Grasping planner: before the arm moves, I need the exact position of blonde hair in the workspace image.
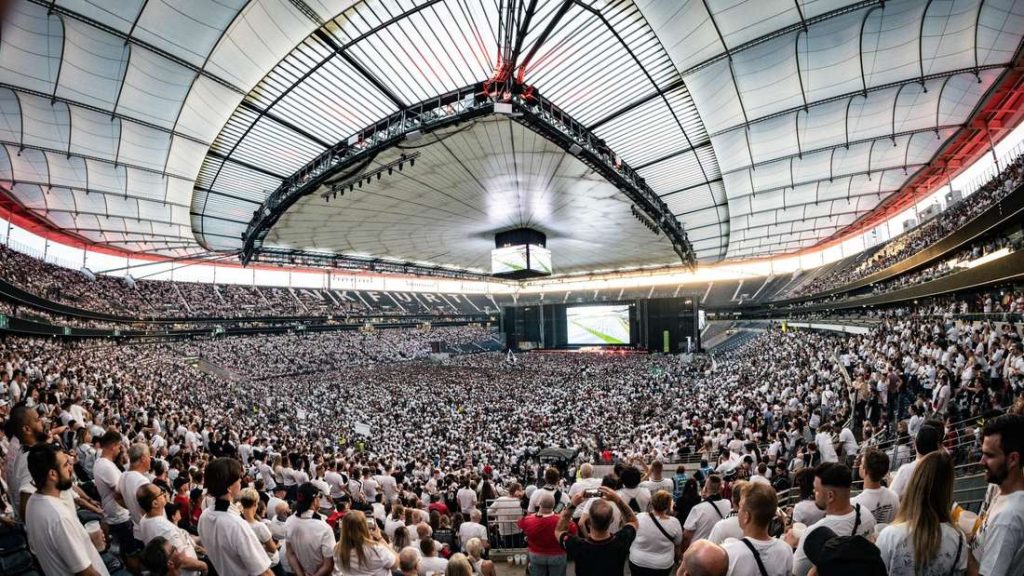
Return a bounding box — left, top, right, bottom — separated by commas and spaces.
465, 538, 484, 560
238, 487, 260, 508
894, 451, 959, 574
445, 554, 474, 576
336, 510, 372, 571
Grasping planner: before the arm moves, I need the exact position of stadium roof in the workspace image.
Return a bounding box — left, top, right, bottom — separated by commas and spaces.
0, 0, 1021, 274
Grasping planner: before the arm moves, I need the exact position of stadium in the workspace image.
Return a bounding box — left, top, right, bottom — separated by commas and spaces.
0, 0, 1023, 575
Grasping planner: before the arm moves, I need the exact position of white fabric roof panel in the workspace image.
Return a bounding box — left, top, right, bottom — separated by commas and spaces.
0, 0, 1018, 265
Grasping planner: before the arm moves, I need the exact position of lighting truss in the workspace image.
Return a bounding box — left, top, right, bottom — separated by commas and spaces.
240, 82, 698, 269
249, 247, 492, 280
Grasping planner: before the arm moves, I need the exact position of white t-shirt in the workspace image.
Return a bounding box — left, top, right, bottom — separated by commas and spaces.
333, 543, 396, 576
285, 512, 336, 575
890, 460, 920, 498
377, 475, 399, 502
488, 496, 523, 535
325, 471, 347, 498
838, 428, 858, 457
458, 521, 488, 547
618, 486, 652, 513
976, 491, 1024, 576
629, 512, 682, 569
722, 536, 793, 576
118, 470, 151, 539
708, 516, 743, 545
640, 478, 675, 497
457, 487, 478, 513
816, 433, 839, 463
419, 555, 449, 576
26, 494, 110, 576
853, 487, 900, 525
527, 486, 568, 513
683, 499, 731, 541
140, 514, 202, 576
792, 506, 877, 576
9, 449, 33, 520
198, 507, 273, 576
876, 523, 967, 576
568, 477, 601, 499
93, 456, 131, 525
792, 500, 825, 526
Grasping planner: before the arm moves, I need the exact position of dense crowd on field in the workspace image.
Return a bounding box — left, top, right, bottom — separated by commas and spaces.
790, 153, 1024, 298
0, 311, 1023, 576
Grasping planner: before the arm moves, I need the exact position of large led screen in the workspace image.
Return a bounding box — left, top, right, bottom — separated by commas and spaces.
491, 245, 528, 274
566, 305, 631, 345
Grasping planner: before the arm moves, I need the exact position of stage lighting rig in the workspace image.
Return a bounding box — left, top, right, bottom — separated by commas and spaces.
321, 152, 421, 202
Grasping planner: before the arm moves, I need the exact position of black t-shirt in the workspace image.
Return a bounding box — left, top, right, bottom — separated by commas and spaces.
560, 525, 636, 576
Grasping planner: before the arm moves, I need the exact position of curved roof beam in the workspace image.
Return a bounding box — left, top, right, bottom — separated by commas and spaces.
858, 5, 884, 95
918, 0, 935, 90
739, 188, 896, 217
709, 65, 1004, 138
2, 140, 195, 183
30, 0, 247, 96
974, 0, 987, 79
728, 163, 925, 201
720, 124, 961, 176
2, 179, 190, 208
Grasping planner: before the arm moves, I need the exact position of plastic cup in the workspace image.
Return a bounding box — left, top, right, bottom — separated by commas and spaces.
85, 521, 104, 551
958, 511, 978, 535
792, 522, 807, 540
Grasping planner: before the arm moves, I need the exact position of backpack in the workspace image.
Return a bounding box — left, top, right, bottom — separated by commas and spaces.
627, 495, 642, 513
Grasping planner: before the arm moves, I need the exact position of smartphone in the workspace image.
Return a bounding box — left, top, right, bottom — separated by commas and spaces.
584, 489, 602, 498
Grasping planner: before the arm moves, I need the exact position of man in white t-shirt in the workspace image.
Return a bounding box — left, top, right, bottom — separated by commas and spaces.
198, 458, 273, 576
488, 483, 524, 548
456, 479, 477, 514
137, 483, 207, 576
970, 414, 1024, 576
722, 482, 792, 576
639, 461, 675, 496
789, 463, 875, 576
890, 424, 941, 498
25, 444, 110, 576
94, 430, 141, 568
815, 424, 839, 464
5, 403, 46, 521
527, 467, 569, 513
568, 464, 601, 500
118, 443, 153, 541
682, 474, 731, 551
852, 448, 900, 525
457, 510, 489, 551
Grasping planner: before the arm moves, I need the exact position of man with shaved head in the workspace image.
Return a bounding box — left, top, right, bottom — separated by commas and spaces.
399, 547, 420, 576
556, 487, 638, 576
677, 540, 728, 576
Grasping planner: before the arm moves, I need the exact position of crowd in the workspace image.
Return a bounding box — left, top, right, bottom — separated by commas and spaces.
0, 309, 1023, 576
0, 244, 498, 320
791, 152, 1024, 298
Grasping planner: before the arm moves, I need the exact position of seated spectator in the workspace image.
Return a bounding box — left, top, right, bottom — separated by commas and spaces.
24, 443, 111, 576
137, 483, 207, 575
791, 469, 825, 527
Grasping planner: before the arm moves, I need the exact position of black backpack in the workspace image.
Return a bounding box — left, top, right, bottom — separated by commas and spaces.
627, 495, 642, 513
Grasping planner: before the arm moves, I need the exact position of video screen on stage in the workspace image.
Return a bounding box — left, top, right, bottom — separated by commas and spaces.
566, 304, 631, 345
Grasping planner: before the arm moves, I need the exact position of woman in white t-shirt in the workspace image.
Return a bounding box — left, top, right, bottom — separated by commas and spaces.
876, 452, 967, 576
334, 510, 398, 576
628, 491, 682, 576
239, 488, 280, 567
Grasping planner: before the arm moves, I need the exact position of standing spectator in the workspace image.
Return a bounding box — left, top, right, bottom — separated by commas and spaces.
678, 540, 728, 576
790, 463, 876, 576
875, 451, 966, 575
456, 480, 477, 515
285, 483, 336, 576
970, 414, 1024, 576
518, 492, 573, 576
682, 475, 731, 549
24, 443, 110, 576
119, 443, 153, 543
852, 448, 900, 525
708, 481, 747, 545
457, 509, 488, 553
721, 482, 793, 576
527, 467, 569, 513
197, 457, 273, 576
94, 430, 139, 569
238, 487, 280, 569
891, 425, 941, 499
488, 482, 524, 548
333, 510, 398, 576
628, 490, 681, 576
618, 466, 652, 513
640, 461, 675, 496
556, 488, 638, 576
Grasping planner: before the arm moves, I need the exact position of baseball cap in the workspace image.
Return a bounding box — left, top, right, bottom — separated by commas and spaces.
803, 527, 887, 576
